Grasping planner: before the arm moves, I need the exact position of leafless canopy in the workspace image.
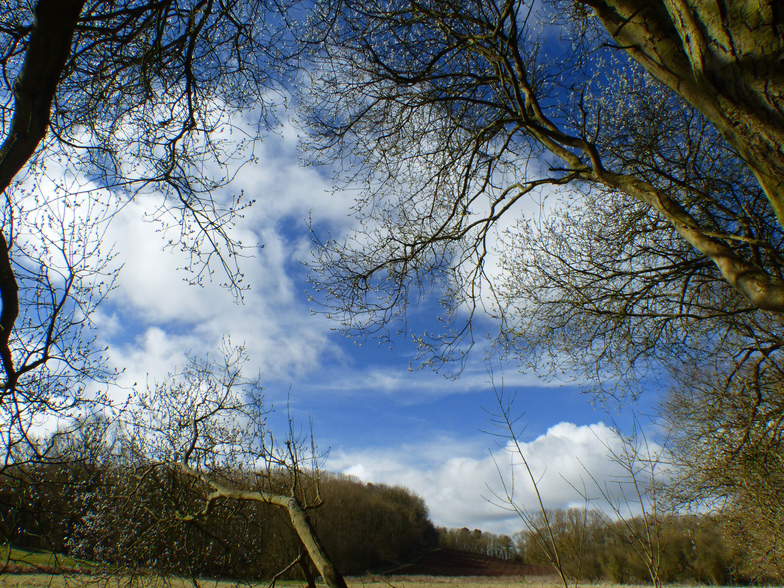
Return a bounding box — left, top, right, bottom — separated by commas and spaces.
303, 0, 784, 393
0, 0, 296, 458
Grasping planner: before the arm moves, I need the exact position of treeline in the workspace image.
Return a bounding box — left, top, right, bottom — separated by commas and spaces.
438, 527, 519, 561
440, 508, 779, 585
0, 459, 437, 579
5, 456, 780, 586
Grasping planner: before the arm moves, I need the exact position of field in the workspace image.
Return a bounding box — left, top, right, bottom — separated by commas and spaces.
0, 574, 766, 588
388, 549, 553, 577
0, 546, 94, 575
0, 548, 773, 588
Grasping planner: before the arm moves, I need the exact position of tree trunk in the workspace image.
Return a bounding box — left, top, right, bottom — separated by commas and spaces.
0, 0, 86, 387
0, 0, 86, 193
583, 0, 784, 228
298, 548, 318, 588
178, 465, 348, 588
282, 496, 348, 588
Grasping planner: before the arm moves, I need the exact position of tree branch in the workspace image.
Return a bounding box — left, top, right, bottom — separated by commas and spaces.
0, 0, 85, 390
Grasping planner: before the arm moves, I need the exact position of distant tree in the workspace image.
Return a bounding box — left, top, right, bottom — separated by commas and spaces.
4, 426, 438, 581
314, 477, 438, 573
0, 415, 117, 569
514, 510, 740, 585
438, 527, 519, 561
581, 423, 669, 588
488, 392, 579, 588
515, 508, 609, 583
683, 515, 737, 585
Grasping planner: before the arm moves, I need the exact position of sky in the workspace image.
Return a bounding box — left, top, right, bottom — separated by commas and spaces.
57, 113, 666, 537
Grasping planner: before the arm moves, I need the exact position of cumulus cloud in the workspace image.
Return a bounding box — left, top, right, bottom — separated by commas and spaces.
92, 124, 345, 387
232, 121, 357, 231
327, 421, 663, 535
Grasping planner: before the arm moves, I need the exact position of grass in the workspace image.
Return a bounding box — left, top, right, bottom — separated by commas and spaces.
0, 573, 773, 588
0, 546, 94, 573
0, 552, 771, 588
0, 578, 568, 588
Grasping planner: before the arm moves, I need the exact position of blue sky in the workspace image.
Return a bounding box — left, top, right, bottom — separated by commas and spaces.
69, 114, 665, 536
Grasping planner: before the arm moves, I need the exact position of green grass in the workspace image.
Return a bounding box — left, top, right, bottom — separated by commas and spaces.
0, 545, 93, 572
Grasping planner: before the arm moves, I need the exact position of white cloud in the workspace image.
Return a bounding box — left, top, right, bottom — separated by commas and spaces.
93, 124, 347, 385
96, 153, 562, 399
233, 120, 357, 231
12, 102, 655, 543
109, 327, 192, 388
327, 421, 664, 535
292, 355, 564, 408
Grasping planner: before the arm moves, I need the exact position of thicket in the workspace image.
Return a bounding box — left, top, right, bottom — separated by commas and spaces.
315, 478, 439, 571
4, 453, 781, 586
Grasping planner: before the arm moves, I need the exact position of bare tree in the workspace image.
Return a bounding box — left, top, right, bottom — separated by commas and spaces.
301, 9, 784, 559
303, 0, 784, 389
491, 394, 672, 587
0, 192, 118, 468
581, 1, 784, 230
103, 344, 348, 588
496, 182, 784, 400
581, 422, 669, 588
487, 390, 579, 588
0, 0, 298, 460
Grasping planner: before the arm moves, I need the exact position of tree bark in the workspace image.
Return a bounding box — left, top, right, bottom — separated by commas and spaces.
281, 494, 348, 588
0, 0, 86, 193
178, 465, 348, 588
0, 0, 85, 387
582, 0, 784, 228
298, 549, 318, 588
